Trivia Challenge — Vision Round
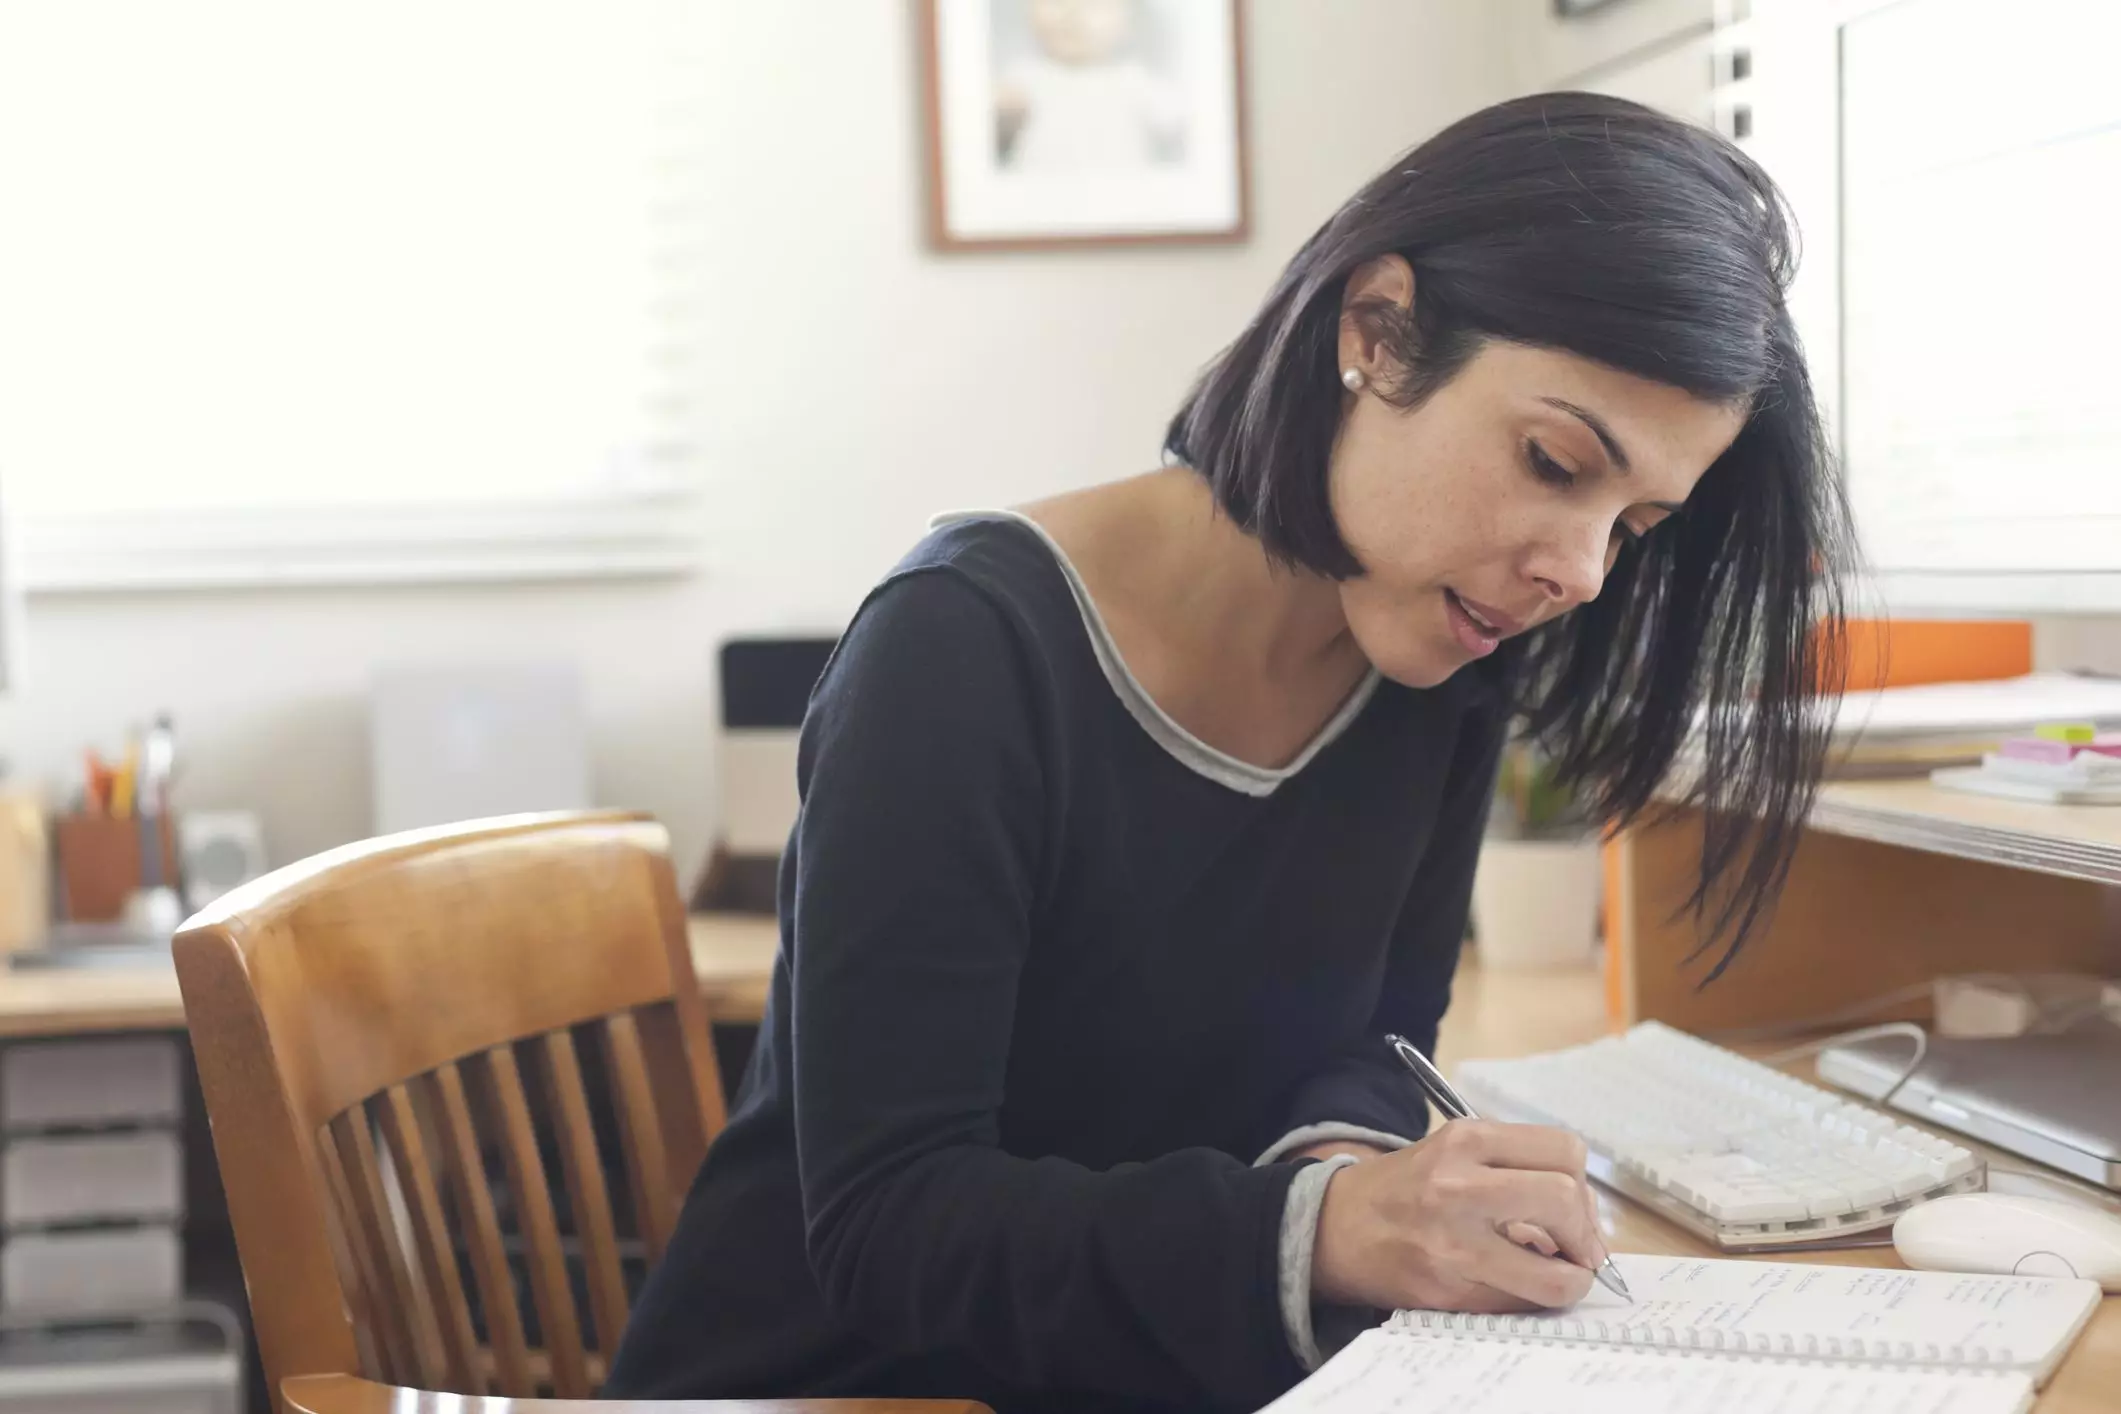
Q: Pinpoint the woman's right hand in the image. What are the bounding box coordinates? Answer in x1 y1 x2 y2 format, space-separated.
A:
1310 1118 1608 1314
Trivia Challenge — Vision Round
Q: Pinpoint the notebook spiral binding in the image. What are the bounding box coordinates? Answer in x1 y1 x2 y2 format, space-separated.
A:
1388 1309 2016 1369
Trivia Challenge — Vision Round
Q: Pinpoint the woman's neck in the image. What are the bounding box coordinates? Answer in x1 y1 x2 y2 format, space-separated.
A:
1022 468 1372 768
1149 469 1357 676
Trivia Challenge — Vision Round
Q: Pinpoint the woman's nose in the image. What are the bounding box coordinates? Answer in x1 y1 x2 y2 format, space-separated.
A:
1528 522 1610 608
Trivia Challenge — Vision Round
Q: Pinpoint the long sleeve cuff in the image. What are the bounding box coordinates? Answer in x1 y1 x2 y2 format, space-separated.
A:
1275 1155 1356 1370
1265 1123 1416 1369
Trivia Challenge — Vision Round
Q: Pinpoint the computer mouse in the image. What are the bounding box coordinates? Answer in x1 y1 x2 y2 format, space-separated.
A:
1893 1192 2121 1291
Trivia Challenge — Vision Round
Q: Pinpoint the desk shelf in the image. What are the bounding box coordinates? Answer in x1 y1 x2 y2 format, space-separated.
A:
1809 779 2121 886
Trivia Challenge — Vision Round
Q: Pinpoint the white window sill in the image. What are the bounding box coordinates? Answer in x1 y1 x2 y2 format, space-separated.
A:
19 491 701 593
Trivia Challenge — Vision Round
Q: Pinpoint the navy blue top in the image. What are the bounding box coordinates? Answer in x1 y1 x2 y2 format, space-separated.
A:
607 517 1507 1413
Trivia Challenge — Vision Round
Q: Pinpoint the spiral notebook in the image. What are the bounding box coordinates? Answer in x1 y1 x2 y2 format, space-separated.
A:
1259 1254 2102 1414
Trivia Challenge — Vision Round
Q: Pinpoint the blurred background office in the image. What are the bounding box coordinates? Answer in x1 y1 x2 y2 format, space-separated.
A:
3 0 2117 907
0 0 1519 900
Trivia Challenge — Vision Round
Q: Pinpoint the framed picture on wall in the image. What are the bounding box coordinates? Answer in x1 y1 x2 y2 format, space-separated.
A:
917 0 1248 250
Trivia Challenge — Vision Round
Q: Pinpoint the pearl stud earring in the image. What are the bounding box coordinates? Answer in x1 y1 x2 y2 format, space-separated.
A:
1341 367 1365 392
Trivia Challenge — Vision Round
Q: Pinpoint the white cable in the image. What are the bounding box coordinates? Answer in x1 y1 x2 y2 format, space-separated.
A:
1971 973 2112 1036
1762 1021 1931 1109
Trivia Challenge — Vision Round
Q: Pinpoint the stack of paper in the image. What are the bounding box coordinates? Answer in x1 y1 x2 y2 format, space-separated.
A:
1926 720 2121 806
1825 674 2121 779
1672 673 2121 785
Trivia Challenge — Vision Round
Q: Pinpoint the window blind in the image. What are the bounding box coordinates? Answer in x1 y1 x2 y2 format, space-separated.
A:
1838 0 2121 578
1741 0 2121 611
0 0 709 588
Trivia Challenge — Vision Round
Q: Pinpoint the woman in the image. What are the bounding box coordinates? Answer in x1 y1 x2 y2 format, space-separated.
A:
608 93 1850 1413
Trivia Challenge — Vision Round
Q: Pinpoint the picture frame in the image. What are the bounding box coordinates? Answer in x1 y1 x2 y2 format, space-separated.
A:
917 0 1249 251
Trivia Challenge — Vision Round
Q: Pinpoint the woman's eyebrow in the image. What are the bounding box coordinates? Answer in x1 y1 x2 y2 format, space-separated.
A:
1539 397 1632 474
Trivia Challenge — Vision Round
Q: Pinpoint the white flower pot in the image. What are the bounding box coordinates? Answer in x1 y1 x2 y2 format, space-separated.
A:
1470 835 1603 970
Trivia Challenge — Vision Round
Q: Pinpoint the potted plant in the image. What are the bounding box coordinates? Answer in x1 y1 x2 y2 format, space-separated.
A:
1470 735 1603 970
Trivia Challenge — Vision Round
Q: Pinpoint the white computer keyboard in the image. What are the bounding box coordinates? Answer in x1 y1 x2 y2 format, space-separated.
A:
1456 1021 1984 1249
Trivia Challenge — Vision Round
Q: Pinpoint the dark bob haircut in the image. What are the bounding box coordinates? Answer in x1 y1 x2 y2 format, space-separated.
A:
1166 92 1853 979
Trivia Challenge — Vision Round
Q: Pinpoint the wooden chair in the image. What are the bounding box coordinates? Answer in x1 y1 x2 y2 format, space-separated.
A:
175 810 983 1414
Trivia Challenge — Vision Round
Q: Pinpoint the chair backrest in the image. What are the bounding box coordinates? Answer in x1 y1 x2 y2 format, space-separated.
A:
175 811 725 1410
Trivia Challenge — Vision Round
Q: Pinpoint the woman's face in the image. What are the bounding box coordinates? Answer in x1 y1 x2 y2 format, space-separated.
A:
1330 258 1746 689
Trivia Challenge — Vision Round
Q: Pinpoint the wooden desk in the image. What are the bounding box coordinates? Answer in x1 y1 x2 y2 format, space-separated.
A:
0 912 782 1042
687 912 780 1023
1436 958 2119 1413
0 959 187 1038
284 1374 985 1413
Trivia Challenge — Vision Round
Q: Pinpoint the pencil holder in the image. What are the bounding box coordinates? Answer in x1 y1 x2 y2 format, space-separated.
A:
54 814 171 924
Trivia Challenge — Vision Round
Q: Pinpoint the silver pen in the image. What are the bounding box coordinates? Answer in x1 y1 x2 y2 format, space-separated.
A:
1384 1033 1632 1304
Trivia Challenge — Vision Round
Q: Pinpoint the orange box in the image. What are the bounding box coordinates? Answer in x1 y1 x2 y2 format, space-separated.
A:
1832 618 2031 693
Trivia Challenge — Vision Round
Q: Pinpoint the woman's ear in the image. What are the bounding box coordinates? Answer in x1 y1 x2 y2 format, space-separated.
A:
1337 254 1416 390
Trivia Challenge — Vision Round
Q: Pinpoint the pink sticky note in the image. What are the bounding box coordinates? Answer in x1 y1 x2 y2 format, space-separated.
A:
2000 737 2079 764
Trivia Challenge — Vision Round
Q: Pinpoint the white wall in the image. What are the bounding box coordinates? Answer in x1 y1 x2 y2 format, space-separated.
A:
2 1 1516 885
2035 619 2121 677
1498 0 1712 94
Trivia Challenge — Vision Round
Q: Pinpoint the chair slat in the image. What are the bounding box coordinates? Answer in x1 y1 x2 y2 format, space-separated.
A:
536 1029 631 1356
426 1062 536 1395
477 1043 591 1398
376 1084 485 1393
317 1193 388 1382
598 1011 678 1262
328 1110 437 1385
314 1126 408 1385
353 1103 455 1389
634 1000 717 1187
365 1102 460 1389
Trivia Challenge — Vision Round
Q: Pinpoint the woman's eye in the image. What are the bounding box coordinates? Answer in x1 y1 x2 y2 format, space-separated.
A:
1525 440 1575 488
1529 438 1655 545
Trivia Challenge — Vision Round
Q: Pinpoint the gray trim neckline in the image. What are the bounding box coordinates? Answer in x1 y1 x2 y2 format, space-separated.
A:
929 509 1381 798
